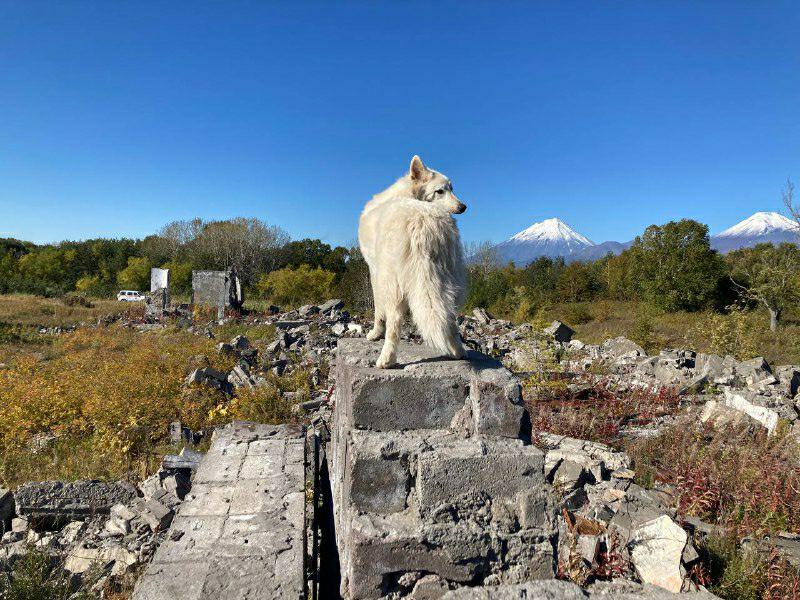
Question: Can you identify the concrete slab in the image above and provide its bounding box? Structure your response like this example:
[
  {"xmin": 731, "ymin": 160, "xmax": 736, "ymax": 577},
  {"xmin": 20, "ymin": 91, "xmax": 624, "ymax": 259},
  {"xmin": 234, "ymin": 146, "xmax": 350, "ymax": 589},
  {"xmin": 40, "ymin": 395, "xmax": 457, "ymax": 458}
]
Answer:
[{"xmin": 133, "ymin": 422, "xmax": 306, "ymax": 600}]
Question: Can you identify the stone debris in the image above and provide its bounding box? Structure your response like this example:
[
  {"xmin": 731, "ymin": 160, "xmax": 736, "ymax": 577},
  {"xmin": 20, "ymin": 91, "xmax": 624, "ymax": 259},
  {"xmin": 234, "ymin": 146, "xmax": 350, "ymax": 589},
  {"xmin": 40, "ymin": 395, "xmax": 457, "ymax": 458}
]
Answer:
[
  {"xmin": 3, "ymin": 301, "xmax": 783, "ymax": 598},
  {"xmin": 1, "ymin": 458, "xmax": 195, "ymax": 592},
  {"xmin": 629, "ymin": 515, "xmax": 687, "ymax": 593},
  {"xmin": 440, "ymin": 579, "xmax": 718, "ymax": 598},
  {"xmin": 544, "ymin": 320, "xmax": 575, "ymax": 343}
]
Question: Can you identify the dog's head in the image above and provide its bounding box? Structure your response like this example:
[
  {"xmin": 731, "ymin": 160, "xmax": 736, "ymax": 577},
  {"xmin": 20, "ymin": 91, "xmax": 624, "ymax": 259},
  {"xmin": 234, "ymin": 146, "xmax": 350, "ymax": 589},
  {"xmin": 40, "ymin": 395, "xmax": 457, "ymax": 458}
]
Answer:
[{"xmin": 408, "ymin": 155, "xmax": 466, "ymax": 215}]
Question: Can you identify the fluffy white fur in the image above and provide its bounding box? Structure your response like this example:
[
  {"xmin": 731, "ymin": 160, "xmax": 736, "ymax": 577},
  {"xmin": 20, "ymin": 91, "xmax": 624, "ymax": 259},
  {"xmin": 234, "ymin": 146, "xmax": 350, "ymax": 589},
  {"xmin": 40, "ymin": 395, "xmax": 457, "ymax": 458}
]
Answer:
[{"xmin": 358, "ymin": 155, "xmax": 467, "ymax": 369}]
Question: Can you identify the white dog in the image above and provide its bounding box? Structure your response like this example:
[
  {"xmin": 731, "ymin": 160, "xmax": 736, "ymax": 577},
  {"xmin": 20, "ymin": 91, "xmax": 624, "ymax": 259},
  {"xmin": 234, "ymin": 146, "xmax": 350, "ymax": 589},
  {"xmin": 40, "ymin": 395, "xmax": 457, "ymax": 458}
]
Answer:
[{"xmin": 358, "ymin": 155, "xmax": 467, "ymax": 369}]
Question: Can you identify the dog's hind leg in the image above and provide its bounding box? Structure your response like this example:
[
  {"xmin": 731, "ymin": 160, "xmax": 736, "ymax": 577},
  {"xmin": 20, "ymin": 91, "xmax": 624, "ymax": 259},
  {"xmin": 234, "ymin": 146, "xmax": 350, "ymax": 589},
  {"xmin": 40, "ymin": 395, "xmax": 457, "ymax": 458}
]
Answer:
[{"xmin": 375, "ymin": 298, "xmax": 405, "ymax": 369}]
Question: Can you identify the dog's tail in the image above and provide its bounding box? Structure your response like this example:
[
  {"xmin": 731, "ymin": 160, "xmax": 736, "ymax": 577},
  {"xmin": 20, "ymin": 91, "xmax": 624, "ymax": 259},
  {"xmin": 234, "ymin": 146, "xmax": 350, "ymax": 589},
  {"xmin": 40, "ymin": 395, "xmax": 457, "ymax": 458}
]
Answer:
[{"xmin": 404, "ymin": 211, "xmax": 466, "ymax": 359}]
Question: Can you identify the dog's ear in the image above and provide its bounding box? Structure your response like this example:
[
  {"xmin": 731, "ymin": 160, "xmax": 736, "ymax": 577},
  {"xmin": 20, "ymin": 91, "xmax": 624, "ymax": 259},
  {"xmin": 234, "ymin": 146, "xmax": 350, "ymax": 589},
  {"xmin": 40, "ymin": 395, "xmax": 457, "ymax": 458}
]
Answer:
[{"xmin": 409, "ymin": 155, "xmax": 427, "ymax": 181}]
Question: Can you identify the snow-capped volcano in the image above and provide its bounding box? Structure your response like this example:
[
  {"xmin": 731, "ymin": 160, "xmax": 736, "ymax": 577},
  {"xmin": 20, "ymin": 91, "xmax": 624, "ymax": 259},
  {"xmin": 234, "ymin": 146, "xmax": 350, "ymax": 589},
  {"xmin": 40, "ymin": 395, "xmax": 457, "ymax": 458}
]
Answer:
[
  {"xmin": 712, "ymin": 211, "xmax": 798, "ymax": 252},
  {"xmin": 492, "ymin": 218, "xmax": 595, "ymax": 264}
]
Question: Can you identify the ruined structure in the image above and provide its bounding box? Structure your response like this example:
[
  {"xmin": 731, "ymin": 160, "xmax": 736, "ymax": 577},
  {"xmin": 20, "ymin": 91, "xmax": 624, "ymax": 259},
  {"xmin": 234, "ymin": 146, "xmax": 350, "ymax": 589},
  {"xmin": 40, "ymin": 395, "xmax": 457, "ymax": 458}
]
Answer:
[
  {"xmin": 146, "ymin": 267, "xmax": 170, "ymax": 318},
  {"xmin": 330, "ymin": 338, "xmax": 557, "ymax": 598},
  {"xmin": 192, "ymin": 269, "xmax": 244, "ymax": 318}
]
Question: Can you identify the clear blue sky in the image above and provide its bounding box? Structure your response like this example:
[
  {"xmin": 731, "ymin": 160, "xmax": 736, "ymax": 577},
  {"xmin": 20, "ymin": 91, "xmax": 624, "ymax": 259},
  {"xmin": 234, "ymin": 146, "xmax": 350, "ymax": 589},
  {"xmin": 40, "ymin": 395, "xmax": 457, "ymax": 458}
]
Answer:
[{"xmin": 1, "ymin": 1, "xmax": 798, "ymax": 247}]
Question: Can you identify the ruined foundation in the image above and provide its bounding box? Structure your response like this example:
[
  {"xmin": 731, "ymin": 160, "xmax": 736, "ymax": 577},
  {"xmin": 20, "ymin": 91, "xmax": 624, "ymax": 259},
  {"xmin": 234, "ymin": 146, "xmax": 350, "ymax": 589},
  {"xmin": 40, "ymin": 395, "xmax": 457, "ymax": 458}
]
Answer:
[{"xmin": 330, "ymin": 338, "xmax": 558, "ymax": 599}]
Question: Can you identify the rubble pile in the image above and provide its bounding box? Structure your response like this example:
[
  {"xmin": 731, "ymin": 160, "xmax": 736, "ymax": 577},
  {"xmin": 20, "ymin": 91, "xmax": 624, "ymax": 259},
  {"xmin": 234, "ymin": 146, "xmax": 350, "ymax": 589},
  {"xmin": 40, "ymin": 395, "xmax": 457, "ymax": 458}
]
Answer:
[
  {"xmin": 459, "ymin": 309, "xmax": 800, "ymax": 438},
  {"xmin": 0, "ymin": 450, "xmax": 198, "ymax": 593}
]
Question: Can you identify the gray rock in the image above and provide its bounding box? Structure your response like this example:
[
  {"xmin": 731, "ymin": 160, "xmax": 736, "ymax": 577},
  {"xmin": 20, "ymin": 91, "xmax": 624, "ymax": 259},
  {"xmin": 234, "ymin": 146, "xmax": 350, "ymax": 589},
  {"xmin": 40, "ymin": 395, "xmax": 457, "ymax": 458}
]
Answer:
[
  {"xmin": 628, "ymin": 515, "xmax": 687, "ymax": 593},
  {"xmin": 229, "ymin": 335, "xmax": 250, "ymax": 351},
  {"xmin": 318, "ymin": 298, "xmax": 345, "ymax": 314},
  {"xmin": 774, "ymin": 365, "xmax": 800, "ymax": 397},
  {"xmin": 441, "ymin": 580, "xmax": 587, "ymax": 599},
  {"xmin": 298, "ymin": 304, "xmax": 320, "ymax": 317},
  {"xmin": 0, "ymin": 488, "xmax": 13, "ymax": 528},
  {"xmin": 736, "ymin": 356, "xmax": 772, "ymax": 385},
  {"xmin": 601, "ymin": 337, "xmax": 646, "ymax": 360},
  {"xmin": 722, "ymin": 388, "xmax": 781, "ymax": 433},
  {"xmin": 695, "ymin": 353, "xmax": 736, "ymax": 384}
]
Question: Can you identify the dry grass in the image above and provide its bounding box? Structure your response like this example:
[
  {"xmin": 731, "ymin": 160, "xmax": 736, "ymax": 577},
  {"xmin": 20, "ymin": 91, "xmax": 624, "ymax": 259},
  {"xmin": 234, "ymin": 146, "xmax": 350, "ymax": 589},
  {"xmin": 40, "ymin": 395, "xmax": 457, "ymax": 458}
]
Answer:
[
  {"xmin": 0, "ymin": 293, "xmax": 126, "ymax": 328},
  {"xmin": 628, "ymin": 422, "xmax": 800, "ymax": 538},
  {"xmin": 525, "ymin": 374, "xmax": 681, "ymax": 447},
  {"xmin": 537, "ymin": 300, "xmax": 800, "ymax": 365},
  {"xmin": 0, "ymin": 323, "xmax": 301, "ymax": 487}
]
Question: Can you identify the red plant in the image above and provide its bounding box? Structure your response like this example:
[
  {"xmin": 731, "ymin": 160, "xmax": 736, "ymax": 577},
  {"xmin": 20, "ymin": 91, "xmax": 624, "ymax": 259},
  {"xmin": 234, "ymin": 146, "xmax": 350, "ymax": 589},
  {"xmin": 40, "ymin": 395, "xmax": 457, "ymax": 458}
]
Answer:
[
  {"xmin": 765, "ymin": 548, "xmax": 800, "ymax": 600},
  {"xmin": 525, "ymin": 374, "xmax": 682, "ymax": 447},
  {"xmin": 629, "ymin": 423, "xmax": 800, "ymax": 538}
]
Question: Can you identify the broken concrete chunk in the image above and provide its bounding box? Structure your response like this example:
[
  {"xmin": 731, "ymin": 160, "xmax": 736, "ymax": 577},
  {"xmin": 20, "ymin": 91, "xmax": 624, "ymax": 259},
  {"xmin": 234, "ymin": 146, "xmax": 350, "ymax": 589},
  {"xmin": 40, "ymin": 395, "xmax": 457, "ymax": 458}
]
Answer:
[
  {"xmin": 318, "ymin": 298, "xmax": 345, "ymax": 314},
  {"xmin": 14, "ymin": 480, "xmax": 138, "ymax": 524},
  {"xmin": 544, "ymin": 320, "xmax": 575, "ymax": 343},
  {"xmin": 601, "ymin": 337, "xmax": 646, "ymax": 360},
  {"xmin": 0, "ymin": 488, "xmax": 13, "ymax": 527},
  {"xmin": 628, "ymin": 515, "xmax": 687, "ymax": 593},
  {"xmin": 472, "ymin": 307, "xmax": 493, "ymax": 325},
  {"xmin": 722, "ymin": 388, "xmax": 780, "ymax": 434}
]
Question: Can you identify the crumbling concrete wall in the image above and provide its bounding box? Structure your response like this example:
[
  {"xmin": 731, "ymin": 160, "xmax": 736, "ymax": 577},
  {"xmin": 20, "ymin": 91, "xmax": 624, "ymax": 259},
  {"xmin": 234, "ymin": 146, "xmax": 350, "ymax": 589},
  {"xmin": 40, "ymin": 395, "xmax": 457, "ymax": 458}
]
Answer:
[
  {"xmin": 191, "ymin": 269, "xmax": 243, "ymax": 317},
  {"xmin": 146, "ymin": 268, "xmax": 170, "ymax": 318},
  {"xmin": 330, "ymin": 339, "xmax": 558, "ymax": 599}
]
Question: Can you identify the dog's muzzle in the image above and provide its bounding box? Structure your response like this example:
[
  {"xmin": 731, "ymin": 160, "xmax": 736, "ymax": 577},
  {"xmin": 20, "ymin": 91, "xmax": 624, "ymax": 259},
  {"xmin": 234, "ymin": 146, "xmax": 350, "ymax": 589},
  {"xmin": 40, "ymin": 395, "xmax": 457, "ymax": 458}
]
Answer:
[{"xmin": 454, "ymin": 203, "xmax": 467, "ymax": 214}]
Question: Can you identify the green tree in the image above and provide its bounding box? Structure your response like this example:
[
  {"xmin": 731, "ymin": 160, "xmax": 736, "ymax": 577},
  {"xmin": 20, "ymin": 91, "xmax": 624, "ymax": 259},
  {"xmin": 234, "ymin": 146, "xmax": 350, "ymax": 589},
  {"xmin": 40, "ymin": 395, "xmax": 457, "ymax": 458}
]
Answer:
[
  {"xmin": 257, "ymin": 265, "xmax": 335, "ymax": 306},
  {"xmin": 161, "ymin": 261, "xmax": 194, "ymax": 295},
  {"xmin": 117, "ymin": 256, "xmax": 152, "ymax": 291},
  {"xmin": 728, "ymin": 243, "xmax": 800, "ymax": 331},
  {"xmin": 16, "ymin": 247, "xmax": 78, "ymax": 295},
  {"xmin": 281, "ymin": 239, "xmax": 349, "ymax": 274},
  {"xmin": 628, "ymin": 219, "xmax": 725, "ymax": 311},
  {"xmin": 556, "ymin": 261, "xmax": 599, "ymax": 302}
]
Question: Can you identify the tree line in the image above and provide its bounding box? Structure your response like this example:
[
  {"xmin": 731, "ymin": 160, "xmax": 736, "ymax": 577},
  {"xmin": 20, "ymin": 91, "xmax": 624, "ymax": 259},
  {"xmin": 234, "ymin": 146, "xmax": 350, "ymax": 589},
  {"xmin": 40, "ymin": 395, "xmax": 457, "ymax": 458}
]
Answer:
[
  {"xmin": 0, "ymin": 217, "xmax": 368, "ymax": 305},
  {"xmin": 2, "ymin": 215, "xmax": 798, "ymax": 331}
]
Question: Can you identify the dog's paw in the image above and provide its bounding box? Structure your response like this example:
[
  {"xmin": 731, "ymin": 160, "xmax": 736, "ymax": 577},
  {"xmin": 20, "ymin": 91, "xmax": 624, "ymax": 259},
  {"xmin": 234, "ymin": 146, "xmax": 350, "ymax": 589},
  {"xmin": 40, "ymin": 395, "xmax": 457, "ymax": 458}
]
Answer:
[
  {"xmin": 375, "ymin": 354, "xmax": 397, "ymax": 369},
  {"xmin": 366, "ymin": 329, "xmax": 384, "ymax": 341},
  {"xmin": 448, "ymin": 344, "xmax": 467, "ymax": 360}
]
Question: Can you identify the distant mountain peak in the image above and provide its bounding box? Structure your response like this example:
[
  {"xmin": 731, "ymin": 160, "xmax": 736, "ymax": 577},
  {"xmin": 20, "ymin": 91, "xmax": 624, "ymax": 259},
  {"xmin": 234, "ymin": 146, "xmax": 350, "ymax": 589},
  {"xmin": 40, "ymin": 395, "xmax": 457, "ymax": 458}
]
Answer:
[
  {"xmin": 509, "ymin": 217, "xmax": 595, "ymax": 245},
  {"xmin": 716, "ymin": 211, "xmax": 798, "ymax": 239},
  {"xmin": 492, "ymin": 218, "xmax": 594, "ymax": 264}
]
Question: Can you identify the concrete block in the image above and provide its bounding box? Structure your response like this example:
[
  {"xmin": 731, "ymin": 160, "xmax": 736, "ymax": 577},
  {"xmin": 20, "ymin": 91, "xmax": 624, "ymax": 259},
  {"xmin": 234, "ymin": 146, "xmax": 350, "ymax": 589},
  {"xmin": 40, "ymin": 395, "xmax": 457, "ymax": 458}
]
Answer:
[
  {"xmin": 191, "ymin": 269, "xmax": 243, "ymax": 314},
  {"xmin": 335, "ymin": 338, "xmax": 525, "ymax": 435},
  {"xmin": 14, "ymin": 480, "xmax": 138, "ymax": 522},
  {"xmin": 416, "ymin": 439, "xmax": 545, "ymax": 513},
  {"xmin": 470, "ymin": 378, "xmax": 524, "ymax": 437},
  {"xmin": 346, "ymin": 512, "xmax": 481, "ymax": 598},
  {"xmin": 346, "ymin": 370, "xmax": 468, "ymax": 431}
]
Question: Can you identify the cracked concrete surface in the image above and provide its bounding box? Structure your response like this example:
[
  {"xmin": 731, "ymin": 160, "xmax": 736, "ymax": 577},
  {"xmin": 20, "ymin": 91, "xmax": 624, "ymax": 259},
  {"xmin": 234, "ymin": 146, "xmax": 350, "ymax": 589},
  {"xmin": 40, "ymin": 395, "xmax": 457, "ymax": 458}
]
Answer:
[{"xmin": 132, "ymin": 421, "xmax": 305, "ymax": 600}]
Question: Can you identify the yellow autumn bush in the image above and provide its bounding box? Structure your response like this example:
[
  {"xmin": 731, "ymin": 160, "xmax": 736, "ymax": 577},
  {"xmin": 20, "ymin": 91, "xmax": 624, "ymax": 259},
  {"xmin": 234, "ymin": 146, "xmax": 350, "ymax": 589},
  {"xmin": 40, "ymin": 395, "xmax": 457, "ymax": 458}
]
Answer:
[{"xmin": 0, "ymin": 325, "xmax": 231, "ymax": 485}]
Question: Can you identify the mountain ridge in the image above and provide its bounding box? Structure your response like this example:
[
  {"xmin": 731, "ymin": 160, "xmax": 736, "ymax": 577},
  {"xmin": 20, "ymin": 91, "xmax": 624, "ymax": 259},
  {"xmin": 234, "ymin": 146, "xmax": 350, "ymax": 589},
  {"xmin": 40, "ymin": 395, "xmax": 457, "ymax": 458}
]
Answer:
[{"xmin": 489, "ymin": 212, "xmax": 799, "ymax": 266}]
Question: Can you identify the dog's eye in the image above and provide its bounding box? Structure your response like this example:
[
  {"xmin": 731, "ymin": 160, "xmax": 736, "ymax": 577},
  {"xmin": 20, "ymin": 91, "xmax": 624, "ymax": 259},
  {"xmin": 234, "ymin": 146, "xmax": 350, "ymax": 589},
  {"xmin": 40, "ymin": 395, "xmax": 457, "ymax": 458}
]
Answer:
[{"xmin": 435, "ymin": 189, "xmax": 445, "ymax": 195}]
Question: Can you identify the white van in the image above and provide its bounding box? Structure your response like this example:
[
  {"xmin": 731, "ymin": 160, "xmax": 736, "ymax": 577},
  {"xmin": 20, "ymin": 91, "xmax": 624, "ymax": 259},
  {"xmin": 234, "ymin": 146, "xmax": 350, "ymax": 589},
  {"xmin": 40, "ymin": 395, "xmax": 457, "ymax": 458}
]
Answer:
[{"xmin": 117, "ymin": 290, "xmax": 145, "ymax": 302}]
